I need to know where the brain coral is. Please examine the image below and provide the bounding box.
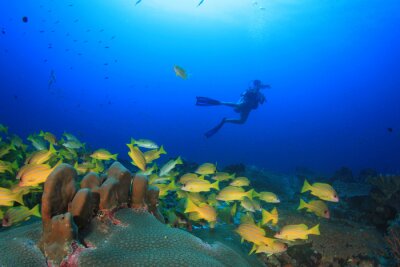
[0,208,251,267]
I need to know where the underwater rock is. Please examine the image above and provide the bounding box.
[97,177,120,210]
[0,209,252,267]
[43,212,78,266]
[332,166,354,182]
[146,185,165,223]
[80,172,102,190]
[106,162,132,205]
[358,168,378,182]
[131,174,148,209]
[69,188,94,229]
[41,164,78,229]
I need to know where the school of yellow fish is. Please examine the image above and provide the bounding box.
[0,123,339,257]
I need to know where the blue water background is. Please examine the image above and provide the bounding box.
[0,0,399,174]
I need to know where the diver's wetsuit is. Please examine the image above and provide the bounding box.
[196,81,268,138]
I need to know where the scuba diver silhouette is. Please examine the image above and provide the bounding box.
[196,80,270,138]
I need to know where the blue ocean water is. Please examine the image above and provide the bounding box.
[0,0,399,174]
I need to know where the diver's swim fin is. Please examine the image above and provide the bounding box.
[204,118,226,138]
[196,96,221,106]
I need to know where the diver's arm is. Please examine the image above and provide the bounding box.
[220,102,240,108]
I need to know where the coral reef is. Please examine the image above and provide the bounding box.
[0,162,254,267]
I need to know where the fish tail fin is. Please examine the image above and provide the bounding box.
[309,224,320,236]
[127,143,134,150]
[246,189,254,200]
[14,191,25,206]
[185,198,197,213]
[252,190,260,198]
[211,181,219,191]
[31,204,41,217]
[112,154,118,160]
[301,179,312,193]
[261,208,271,225]
[49,143,57,154]
[298,198,307,210]
[168,179,177,191]
[130,138,136,145]
[198,175,205,180]
[159,145,167,155]
[39,130,44,136]
[176,156,183,165]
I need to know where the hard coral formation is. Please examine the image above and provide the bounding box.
[0,161,251,267]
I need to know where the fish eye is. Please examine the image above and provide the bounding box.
[334,194,337,198]
[324,210,328,214]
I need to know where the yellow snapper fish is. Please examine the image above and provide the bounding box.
[10,134,26,150]
[301,179,339,202]
[212,172,235,181]
[63,132,79,142]
[127,143,147,171]
[255,191,280,203]
[216,186,254,202]
[143,146,167,163]
[187,192,207,205]
[262,207,278,225]
[154,180,177,198]
[298,198,330,219]
[235,222,276,246]
[275,223,320,241]
[301,180,339,202]
[59,148,78,161]
[148,173,171,185]
[0,187,25,206]
[27,135,47,151]
[0,124,8,134]
[159,157,183,177]
[2,204,41,227]
[17,161,61,187]
[62,140,84,150]
[195,163,216,175]
[130,138,159,149]
[90,149,118,161]
[240,197,256,212]
[251,198,261,211]
[138,164,158,176]
[179,173,204,184]
[74,161,96,175]
[230,176,250,187]
[39,130,57,145]
[185,198,217,223]
[181,179,219,193]
[0,160,18,174]
[173,65,188,79]
[250,242,288,256]
[25,144,57,165]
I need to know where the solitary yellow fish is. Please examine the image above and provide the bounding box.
[90,149,118,161]
[181,179,219,193]
[173,65,188,79]
[195,163,216,175]
[274,223,320,241]
[298,198,330,219]
[301,179,339,202]
[216,186,254,202]
[2,204,41,227]
[262,207,278,225]
[127,143,147,171]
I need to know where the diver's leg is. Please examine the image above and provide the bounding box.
[220,102,240,108]
[204,118,227,138]
[224,111,250,125]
